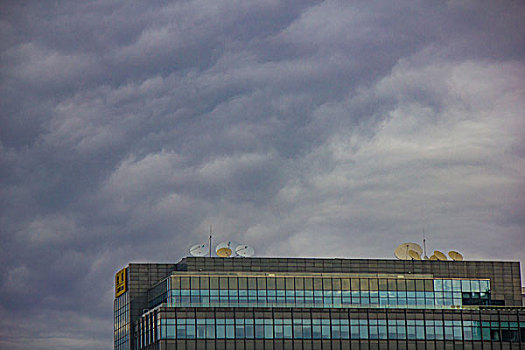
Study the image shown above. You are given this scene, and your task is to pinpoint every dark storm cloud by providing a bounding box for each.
[1,1,524,349]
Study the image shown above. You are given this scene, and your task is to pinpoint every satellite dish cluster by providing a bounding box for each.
[394,242,463,261]
[189,241,255,258]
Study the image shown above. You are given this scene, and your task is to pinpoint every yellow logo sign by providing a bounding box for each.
[115,268,127,297]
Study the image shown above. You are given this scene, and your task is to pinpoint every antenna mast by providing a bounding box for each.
[422,205,428,259]
[423,227,427,259]
[209,224,212,257]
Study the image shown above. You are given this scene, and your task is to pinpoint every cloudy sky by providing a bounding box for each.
[1,0,524,348]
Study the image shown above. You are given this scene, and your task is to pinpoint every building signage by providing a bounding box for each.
[115,267,127,297]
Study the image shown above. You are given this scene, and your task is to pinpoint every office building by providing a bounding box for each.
[114,257,525,349]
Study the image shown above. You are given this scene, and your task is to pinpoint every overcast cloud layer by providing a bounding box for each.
[1,1,524,349]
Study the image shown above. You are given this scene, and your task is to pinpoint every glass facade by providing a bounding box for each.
[154,275,491,309]
[121,258,524,350]
[114,292,130,350]
[151,318,523,341]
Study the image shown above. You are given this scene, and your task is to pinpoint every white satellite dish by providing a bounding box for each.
[189,243,208,257]
[394,242,423,260]
[434,250,448,261]
[216,241,238,258]
[408,250,422,260]
[235,245,255,257]
[448,251,464,261]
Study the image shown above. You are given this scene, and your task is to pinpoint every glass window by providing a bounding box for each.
[331,319,340,339]
[463,326,473,340]
[257,277,266,290]
[479,280,490,292]
[286,290,294,303]
[235,319,244,339]
[443,280,452,291]
[283,320,292,339]
[321,319,330,339]
[245,319,254,339]
[293,320,303,339]
[341,278,350,291]
[388,321,396,339]
[226,320,235,339]
[191,277,199,289]
[274,320,283,339]
[453,325,462,340]
[369,279,378,291]
[340,320,349,339]
[351,324,359,339]
[388,280,397,292]
[264,320,273,338]
[304,278,313,290]
[228,277,237,290]
[460,279,469,292]
[197,319,206,339]
[415,279,424,291]
[332,278,341,290]
[444,326,453,340]
[351,278,360,291]
[397,323,406,340]
[255,320,264,339]
[378,279,387,291]
[171,277,180,289]
[177,319,186,339]
[426,325,435,340]
[257,290,266,305]
[416,326,425,340]
[472,324,482,341]
[358,323,368,339]
[435,323,444,340]
[313,278,322,290]
[407,325,416,339]
[186,319,195,339]
[323,278,332,291]
[434,279,443,291]
[406,280,415,291]
[471,280,480,292]
[248,290,257,303]
[369,324,378,339]
[312,319,321,339]
[424,279,433,291]
[397,280,406,291]
[167,323,175,339]
[216,320,225,339]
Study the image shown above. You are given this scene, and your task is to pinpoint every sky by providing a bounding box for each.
[1,0,524,349]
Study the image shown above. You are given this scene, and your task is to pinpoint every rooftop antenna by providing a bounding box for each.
[422,205,428,259]
[209,225,212,257]
[423,227,428,259]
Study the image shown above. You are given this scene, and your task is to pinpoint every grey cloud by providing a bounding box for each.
[1,1,524,349]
